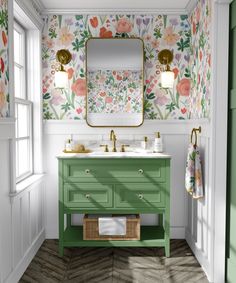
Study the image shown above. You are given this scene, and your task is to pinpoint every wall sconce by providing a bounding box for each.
[55,49,72,88]
[158,49,174,88]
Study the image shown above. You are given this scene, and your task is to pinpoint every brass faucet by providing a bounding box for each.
[110,130,117,152]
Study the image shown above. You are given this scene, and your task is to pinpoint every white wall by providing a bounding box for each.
[0,123,45,283]
[43,119,210,240]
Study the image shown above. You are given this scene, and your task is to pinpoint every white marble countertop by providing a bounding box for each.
[56,151,171,159]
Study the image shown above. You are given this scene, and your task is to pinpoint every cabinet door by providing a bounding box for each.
[64,183,113,208]
[115,183,166,208]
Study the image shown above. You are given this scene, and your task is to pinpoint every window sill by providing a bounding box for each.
[10,174,45,199]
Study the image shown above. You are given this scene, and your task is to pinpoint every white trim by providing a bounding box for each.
[186,228,212,282]
[210,2,229,283]
[185,0,198,14]
[5,229,45,283]
[10,174,45,199]
[31,0,45,13]
[43,119,211,137]
[42,8,188,15]
[14,0,43,30]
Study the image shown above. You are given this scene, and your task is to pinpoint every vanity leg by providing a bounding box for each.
[164,210,170,257]
[59,200,64,256]
[158,214,163,227]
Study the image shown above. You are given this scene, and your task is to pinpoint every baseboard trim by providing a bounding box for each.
[185,228,212,282]
[5,229,45,283]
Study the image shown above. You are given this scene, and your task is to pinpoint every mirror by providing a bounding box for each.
[86,38,144,127]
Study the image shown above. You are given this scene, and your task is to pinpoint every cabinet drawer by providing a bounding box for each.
[115,183,165,208]
[63,159,166,182]
[64,183,113,208]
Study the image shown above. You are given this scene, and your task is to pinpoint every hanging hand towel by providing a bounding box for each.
[193,145,203,199]
[185,144,204,199]
[185,144,196,194]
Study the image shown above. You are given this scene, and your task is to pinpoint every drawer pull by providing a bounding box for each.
[85,194,90,199]
[138,194,144,199]
[138,169,144,174]
[85,169,90,174]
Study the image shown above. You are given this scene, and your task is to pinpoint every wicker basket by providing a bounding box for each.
[83,214,140,240]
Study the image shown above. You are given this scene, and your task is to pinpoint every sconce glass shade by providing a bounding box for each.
[161,71,175,88]
[55,49,72,89]
[55,69,68,89]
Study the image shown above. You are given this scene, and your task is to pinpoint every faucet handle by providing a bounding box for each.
[100,144,109,152]
[121,144,130,152]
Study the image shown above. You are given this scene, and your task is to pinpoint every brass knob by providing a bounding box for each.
[120,144,130,152]
[138,194,143,199]
[138,169,144,174]
[100,144,109,152]
[85,194,90,199]
[85,169,90,174]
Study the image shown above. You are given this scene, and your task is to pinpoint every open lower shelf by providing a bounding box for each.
[63,225,165,247]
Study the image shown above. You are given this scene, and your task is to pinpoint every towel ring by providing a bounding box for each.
[191,126,201,147]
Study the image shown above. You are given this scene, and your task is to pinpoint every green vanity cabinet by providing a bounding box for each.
[58,157,171,257]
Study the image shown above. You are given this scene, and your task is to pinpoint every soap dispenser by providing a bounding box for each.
[154,132,163,153]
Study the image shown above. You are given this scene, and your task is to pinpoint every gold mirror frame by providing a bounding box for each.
[85,37,144,128]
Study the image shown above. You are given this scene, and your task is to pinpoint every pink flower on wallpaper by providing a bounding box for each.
[76,107,83,114]
[67,67,74,79]
[154,89,169,106]
[123,70,131,78]
[172,67,179,79]
[51,89,65,106]
[195,6,201,23]
[99,91,106,97]
[116,18,132,33]
[0,81,6,115]
[144,34,152,42]
[71,78,86,96]
[181,107,187,114]
[105,97,113,103]
[151,39,159,49]
[176,78,191,97]
[46,38,54,48]
[162,26,180,46]
[57,26,74,46]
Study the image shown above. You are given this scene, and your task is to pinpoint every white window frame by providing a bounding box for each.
[14,20,33,183]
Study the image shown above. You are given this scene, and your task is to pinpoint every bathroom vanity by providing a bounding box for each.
[57,152,171,257]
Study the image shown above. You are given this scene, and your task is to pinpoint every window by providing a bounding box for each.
[14,21,33,182]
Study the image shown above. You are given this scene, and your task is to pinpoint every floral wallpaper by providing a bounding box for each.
[0,0,9,118]
[42,14,193,120]
[42,1,211,120]
[87,70,142,114]
[189,0,211,119]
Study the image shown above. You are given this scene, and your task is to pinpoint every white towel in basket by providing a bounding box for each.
[98,217,126,236]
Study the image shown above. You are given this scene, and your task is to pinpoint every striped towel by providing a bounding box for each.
[185,143,204,199]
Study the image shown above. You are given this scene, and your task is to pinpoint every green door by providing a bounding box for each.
[227,1,236,282]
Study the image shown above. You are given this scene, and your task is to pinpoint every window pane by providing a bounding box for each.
[17,104,29,138]
[14,65,25,99]
[16,139,30,177]
[14,29,22,65]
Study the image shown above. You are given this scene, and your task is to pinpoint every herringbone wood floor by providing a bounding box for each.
[19,239,208,283]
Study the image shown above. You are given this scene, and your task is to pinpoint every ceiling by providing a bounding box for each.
[38,0,195,13]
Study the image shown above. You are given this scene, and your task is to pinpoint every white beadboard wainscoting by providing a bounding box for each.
[0,123,45,283]
[43,119,213,280]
